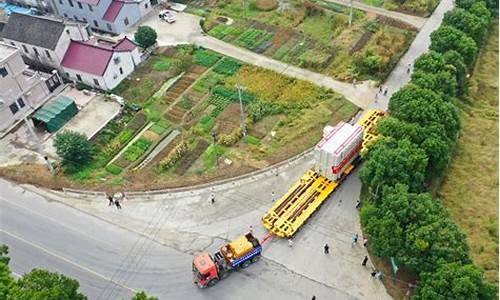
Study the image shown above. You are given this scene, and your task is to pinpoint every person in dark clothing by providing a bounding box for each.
[108,195,114,206]
[362,256,369,266]
[115,199,122,209]
[384,88,388,96]
[324,244,330,254]
[312,296,316,300]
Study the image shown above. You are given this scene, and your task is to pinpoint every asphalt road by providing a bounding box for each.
[0,179,359,300]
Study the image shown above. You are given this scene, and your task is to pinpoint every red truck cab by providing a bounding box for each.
[193,253,218,288]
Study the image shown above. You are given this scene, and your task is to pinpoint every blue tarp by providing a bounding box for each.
[0,3,35,16]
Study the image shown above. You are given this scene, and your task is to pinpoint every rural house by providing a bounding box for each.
[0,42,63,136]
[1,12,90,72]
[52,0,155,34]
[61,36,141,90]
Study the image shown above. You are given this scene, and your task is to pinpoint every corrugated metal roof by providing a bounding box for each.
[32,95,75,123]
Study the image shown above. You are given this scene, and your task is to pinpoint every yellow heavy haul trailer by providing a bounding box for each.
[262,109,386,238]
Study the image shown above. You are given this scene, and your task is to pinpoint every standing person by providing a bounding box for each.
[352,233,358,247]
[352,78,357,87]
[371,270,377,278]
[288,239,294,247]
[271,191,276,202]
[210,193,215,205]
[324,243,330,254]
[384,88,388,96]
[362,255,369,266]
[108,195,114,206]
[363,237,369,247]
[374,93,378,103]
[249,225,254,234]
[355,199,361,209]
[115,199,122,209]
[379,86,383,93]
[312,296,316,300]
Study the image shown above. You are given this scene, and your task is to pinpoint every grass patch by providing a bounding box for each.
[105,164,123,175]
[152,57,179,71]
[243,135,261,145]
[438,23,499,283]
[150,123,168,135]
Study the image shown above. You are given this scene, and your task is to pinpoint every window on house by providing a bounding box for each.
[68,0,74,7]
[73,15,78,20]
[83,17,87,22]
[65,72,70,78]
[124,17,129,26]
[93,20,98,27]
[9,103,19,115]
[113,56,120,64]
[33,47,39,56]
[88,4,93,11]
[119,67,123,75]
[106,23,112,31]
[63,13,68,18]
[22,45,28,53]
[93,79,100,86]
[0,67,8,77]
[45,50,52,59]
[76,74,82,81]
[17,98,25,108]
[145,3,148,8]
[59,0,63,4]
[77,1,82,9]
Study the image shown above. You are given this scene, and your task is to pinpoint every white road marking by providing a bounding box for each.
[1,229,136,293]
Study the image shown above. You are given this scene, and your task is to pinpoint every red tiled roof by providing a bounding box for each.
[113,37,137,52]
[102,0,124,22]
[77,0,100,5]
[61,41,113,76]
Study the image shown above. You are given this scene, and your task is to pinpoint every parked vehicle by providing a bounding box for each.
[159,10,176,23]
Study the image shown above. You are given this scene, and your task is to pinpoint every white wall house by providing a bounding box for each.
[1,12,89,72]
[61,37,140,90]
[52,0,155,35]
[0,42,62,135]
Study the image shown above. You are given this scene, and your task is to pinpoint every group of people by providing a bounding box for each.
[107,193,123,209]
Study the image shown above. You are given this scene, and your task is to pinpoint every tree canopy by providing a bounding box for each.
[443,7,490,44]
[411,70,458,97]
[53,130,94,171]
[360,137,428,194]
[134,26,158,48]
[377,117,453,178]
[388,84,460,139]
[413,263,497,300]
[430,25,478,69]
[130,291,159,300]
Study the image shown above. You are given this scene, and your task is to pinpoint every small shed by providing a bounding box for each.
[32,95,78,133]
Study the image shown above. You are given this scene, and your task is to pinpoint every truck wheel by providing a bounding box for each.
[241,260,251,268]
[208,278,219,287]
[251,256,260,263]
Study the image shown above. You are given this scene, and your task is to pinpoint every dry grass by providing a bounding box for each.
[438,23,499,283]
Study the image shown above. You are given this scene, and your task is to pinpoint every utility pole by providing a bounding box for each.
[236,82,247,137]
[349,0,353,27]
[24,117,54,175]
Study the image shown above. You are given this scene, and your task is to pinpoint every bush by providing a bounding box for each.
[217,128,243,146]
[105,164,123,175]
[159,141,188,170]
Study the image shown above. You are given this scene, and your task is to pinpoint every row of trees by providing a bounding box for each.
[0,245,157,300]
[359,1,497,299]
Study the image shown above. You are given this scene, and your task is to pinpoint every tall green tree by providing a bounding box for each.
[442,50,468,95]
[443,7,490,44]
[53,130,93,171]
[377,117,453,179]
[9,269,87,300]
[413,263,498,300]
[430,25,478,69]
[411,70,458,97]
[388,84,460,139]
[134,26,157,48]
[360,137,428,194]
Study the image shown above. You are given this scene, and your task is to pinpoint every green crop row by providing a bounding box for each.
[213,58,242,75]
[193,48,222,67]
